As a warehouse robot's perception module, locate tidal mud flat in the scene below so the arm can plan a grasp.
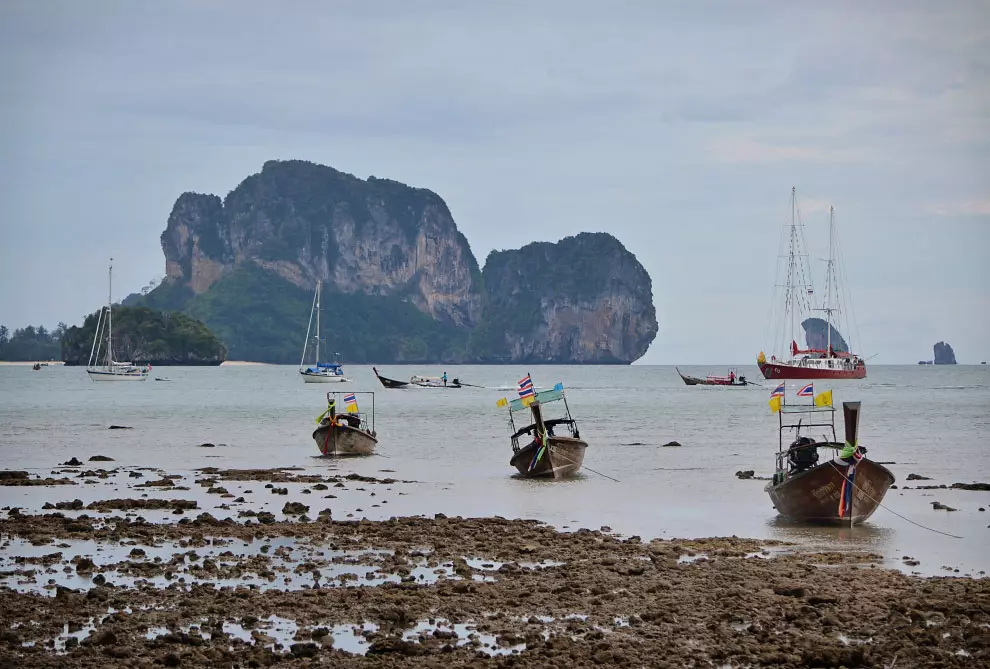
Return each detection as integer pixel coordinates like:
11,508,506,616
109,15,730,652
1,464,988,668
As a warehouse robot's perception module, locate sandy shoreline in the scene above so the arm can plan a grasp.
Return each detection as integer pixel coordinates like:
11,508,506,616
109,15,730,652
1,463,987,667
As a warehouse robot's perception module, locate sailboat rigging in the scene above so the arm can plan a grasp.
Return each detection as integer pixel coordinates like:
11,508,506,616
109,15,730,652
758,188,866,380
299,280,349,383
87,259,150,381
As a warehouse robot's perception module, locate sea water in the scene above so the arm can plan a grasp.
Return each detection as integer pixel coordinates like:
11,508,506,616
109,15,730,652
1,363,988,577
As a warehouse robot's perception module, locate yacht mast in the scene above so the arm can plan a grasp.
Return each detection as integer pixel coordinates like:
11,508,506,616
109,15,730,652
300,281,318,368
107,259,114,366
315,280,322,364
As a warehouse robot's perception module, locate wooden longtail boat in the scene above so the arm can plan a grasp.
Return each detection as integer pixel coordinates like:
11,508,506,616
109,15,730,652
312,391,377,456
765,400,894,525
499,379,587,479
372,367,464,389
676,367,750,386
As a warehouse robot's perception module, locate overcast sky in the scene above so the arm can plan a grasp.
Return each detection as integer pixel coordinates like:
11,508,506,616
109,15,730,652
1,1,987,364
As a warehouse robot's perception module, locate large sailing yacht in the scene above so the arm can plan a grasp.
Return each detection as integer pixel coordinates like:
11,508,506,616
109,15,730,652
757,188,866,380
87,259,150,381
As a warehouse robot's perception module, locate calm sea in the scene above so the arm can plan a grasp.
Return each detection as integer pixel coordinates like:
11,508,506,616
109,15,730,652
2,363,988,577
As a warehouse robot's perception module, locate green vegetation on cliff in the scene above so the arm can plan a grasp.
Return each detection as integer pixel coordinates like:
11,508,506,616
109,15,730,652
134,264,467,363
61,307,227,365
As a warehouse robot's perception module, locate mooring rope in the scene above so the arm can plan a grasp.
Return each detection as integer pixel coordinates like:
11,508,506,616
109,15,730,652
827,461,964,539
547,444,621,483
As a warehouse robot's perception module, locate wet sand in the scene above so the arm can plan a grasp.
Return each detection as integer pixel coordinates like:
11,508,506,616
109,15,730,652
2,464,988,667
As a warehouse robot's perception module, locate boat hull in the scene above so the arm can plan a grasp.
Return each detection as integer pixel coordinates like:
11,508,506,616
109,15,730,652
373,368,409,388
87,369,148,381
312,423,377,456
301,371,349,383
765,458,894,525
759,360,866,380
510,437,587,479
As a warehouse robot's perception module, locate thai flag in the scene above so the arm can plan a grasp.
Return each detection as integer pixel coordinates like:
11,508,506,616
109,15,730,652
343,393,357,410
797,383,814,397
518,374,535,399
770,383,785,397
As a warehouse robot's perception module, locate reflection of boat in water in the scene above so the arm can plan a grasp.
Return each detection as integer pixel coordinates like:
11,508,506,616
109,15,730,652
372,367,463,389
499,375,587,479
87,259,150,382
765,396,894,526
676,367,750,386
299,281,349,383
312,391,377,456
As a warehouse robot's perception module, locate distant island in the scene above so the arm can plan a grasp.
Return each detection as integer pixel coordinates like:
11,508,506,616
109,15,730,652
125,159,659,364
60,306,226,366
933,341,957,365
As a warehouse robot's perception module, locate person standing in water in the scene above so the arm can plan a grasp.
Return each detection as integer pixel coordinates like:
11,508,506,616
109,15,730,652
442,371,447,387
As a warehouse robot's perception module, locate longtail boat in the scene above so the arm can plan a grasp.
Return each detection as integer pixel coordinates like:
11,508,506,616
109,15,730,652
498,377,587,479
676,367,750,386
373,367,463,389
312,391,377,456
765,397,894,525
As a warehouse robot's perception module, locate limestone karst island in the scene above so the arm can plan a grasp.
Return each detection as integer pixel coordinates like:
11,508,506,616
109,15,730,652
124,159,658,364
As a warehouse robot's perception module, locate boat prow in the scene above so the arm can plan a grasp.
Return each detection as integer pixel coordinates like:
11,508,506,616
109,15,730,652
373,367,410,388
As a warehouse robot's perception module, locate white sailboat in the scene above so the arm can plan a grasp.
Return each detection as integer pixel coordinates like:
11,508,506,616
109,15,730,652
299,280,349,383
87,259,150,382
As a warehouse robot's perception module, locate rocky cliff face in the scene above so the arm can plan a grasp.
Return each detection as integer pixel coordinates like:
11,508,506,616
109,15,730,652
161,160,484,327
933,341,957,365
802,318,849,352
471,233,658,363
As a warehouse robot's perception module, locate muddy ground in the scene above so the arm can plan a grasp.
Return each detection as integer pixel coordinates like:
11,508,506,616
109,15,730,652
1,466,988,668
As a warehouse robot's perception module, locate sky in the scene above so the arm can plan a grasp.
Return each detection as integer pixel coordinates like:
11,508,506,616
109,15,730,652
1,1,987,364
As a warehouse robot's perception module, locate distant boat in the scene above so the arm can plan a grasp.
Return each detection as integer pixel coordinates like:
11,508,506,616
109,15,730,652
312,391,377,456
758,189,866,380
372,367,463,389
765,397,894,525
676,367,750,386
87,259,150,382
299,281,348,383
499,376,587,479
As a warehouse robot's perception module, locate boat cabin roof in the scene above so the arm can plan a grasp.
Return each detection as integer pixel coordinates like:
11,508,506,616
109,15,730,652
509,388,565,412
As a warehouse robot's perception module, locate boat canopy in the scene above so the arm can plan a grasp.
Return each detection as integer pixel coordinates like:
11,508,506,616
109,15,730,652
509,387,564,412
315,362,342,369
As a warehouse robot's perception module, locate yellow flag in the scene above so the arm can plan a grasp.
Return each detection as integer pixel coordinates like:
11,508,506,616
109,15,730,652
768,395,781,413
496,397,508,408
522,396,535,407
814,390,833,407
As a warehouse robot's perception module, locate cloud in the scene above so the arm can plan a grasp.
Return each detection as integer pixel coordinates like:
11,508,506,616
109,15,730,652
707,136,871,165
927,199,990,217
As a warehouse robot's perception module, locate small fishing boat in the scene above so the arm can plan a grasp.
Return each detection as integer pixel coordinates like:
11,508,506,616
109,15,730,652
676,367,750,386
498,375,587,479
765,394,894,525
299,281,349,383
372,367,463,389
87,259,150,381
312,391,377,456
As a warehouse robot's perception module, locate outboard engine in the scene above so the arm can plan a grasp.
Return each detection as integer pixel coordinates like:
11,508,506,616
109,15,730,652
787,436,819,473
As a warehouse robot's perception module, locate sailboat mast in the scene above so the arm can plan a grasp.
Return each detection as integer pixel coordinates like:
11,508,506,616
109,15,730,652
826,207,834,352
300,281,318,369
107,259,113,366
315,280,321,364
787,187,798,348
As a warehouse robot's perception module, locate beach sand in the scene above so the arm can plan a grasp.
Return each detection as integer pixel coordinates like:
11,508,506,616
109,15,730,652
1,464,986,667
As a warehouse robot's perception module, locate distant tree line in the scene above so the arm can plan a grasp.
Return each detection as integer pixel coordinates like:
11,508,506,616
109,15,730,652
0,323,67,361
